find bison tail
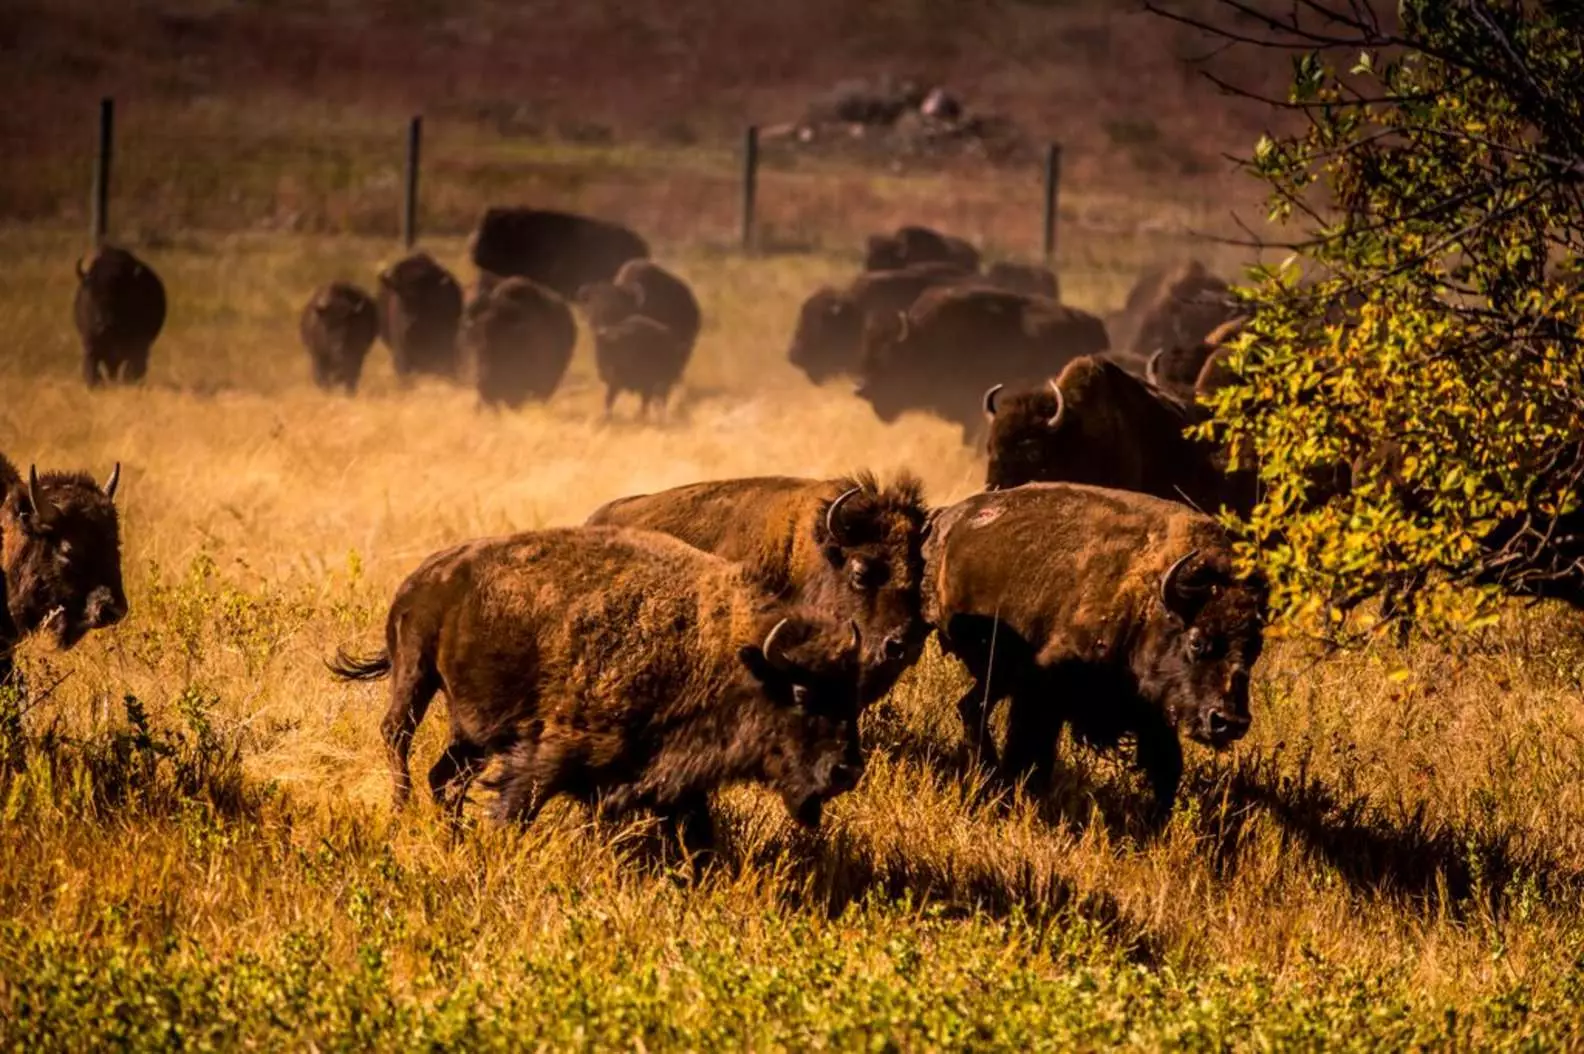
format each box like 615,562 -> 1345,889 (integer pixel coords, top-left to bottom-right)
327,648 -> 392,681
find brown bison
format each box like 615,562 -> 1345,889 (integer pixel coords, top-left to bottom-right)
73,245 -> 167,387
1126,260 -> 1241,360
788,262 -> 979,385
855,286 -> 1110,445
982,355 -> 1254,516
462,276 -> 577,409
864,225 -> 981,274
986,261 -> 1059,301
300,282 -> 379,395
1142,316 -> 1248,401
1,455 -> 127,688
585,472 -> 929,705
577,260 -> 703,352
575,261 -> 701,417
376,252 -> 464,380
329,526 -> 866,851
923,482 -> 1267,821
469,207 -> 650,301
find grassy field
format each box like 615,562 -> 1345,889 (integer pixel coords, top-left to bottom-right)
6,194 -> 1584,1049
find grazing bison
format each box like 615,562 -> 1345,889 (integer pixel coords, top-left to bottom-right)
469,207 -> 650,301
923,482 -> 1267,821
585,472 -> 929,705
1127,260 -> 1240,359
376,252 -> 464,380
300,282 -> 379,394
986,261 -> 1059,301
0,455 -> 127,688
864,225 -> 980,274
462,276 -> 577,409
788,262 -> 978,385
855,286 -> 1110,445
329,526 -> 866,851
73,245 -> 167,387
982,356 -> 1254,516
575,261 -> 701,417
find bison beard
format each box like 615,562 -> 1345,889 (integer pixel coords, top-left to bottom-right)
328,527 -> 867,858
922,483 -> 1266,824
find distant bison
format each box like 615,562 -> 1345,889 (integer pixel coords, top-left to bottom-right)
0,454 -> 127,688
586,472 -> 929,706
983,355 -> 1254,516
462,276 -> 577,409
986,261 -> 1059,301
73,245 -> 167,387
576,261 -> 702,417
300,282 -> 379,394
330,526 -> 866,852
1143,316 -> 1248,401
864,225 -> 980,274
469,207 -> 650,301
1127,260 -> 1240,359
376,252 -> 464,380
923,482 -> 1267,821
855,286 -> 1109,444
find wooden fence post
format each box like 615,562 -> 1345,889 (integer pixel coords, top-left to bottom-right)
741,125 -> 760,253
1042,142 -> 1062,266
402,116 -> 423,249
91,97 -> 114,248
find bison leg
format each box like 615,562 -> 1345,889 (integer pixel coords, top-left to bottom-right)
489,742 -> 572,827
998,687 -> 1064,797
428,736 -> 486,819
954,682 -> 1003,769
1133,709 -> 1183,829
379,655 -> 441,811
603,385 -> 620,419
123,347 -> 149,383
83,351 -> 104,389
656,790 -> 717,868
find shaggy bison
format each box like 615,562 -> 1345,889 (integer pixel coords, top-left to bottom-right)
0,455 -> 127,688
1126,260 -> 1240,360
462,276 -> 577,409
864,225 -> 980,274
1143,316 -> 1248,402
73,245 -> 167,387
585,472 -> 929,705
300,282 -> 379,394
376,252 -> 464,380
986,261 -> 1059,301
788,262 -> 978,385
855,286 -> 1110,445
982,355 -> 1255,516
923,482 -> 1267,821
576,261 -> 701,417
329,526 -> 866,852
469,207 -> 650,300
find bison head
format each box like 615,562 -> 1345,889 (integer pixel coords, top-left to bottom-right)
982,379 -> 1073,491
1137,548 -> 1266,750
788,288 -> 862,385
737,613 -> 866,827
3,464 -> 127,652
850,310 -> 915,423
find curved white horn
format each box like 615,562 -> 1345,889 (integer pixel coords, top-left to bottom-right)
825,486 -> 861,545
982,383 -> 1003,418
1160,549 -> 1202,612
762,617 -> 792,669
103,461 -> 120,501
1145,347 -> 1165,388
1045,378 -> 1066,429
848,619 -> 862,655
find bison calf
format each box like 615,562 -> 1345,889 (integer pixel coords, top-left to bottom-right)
376,252 -> 464,380
73,245 -> 167,388
463,276 -> 577,409
575,261 -> 701,418
1,455 -> 127,687
330,527 -> 866,852
923,482 -> 1266,822
300,282 -> 379,394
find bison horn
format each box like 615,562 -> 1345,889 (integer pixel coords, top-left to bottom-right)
1160,549 -> 1202,615
1045,378 -> 1066,429
26,465 -> 55,527
848,619 -> 862,656
103,461 -> 120,501
982,383 -> 1003,418
762,617 -> 792,670
825,486 -> 861,546
1145,347 -> 1165,388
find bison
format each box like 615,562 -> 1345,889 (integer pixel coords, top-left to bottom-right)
986,261 -> 1059,301
1126,260 -> 1241,360
1142,316 -> 1248,401
788,262 -> 979,385
73,245 -> 167,388
1,455 -> 127,688
469,207 -> 650,301
575,261 -> 701,418
864,225 -> 981,274
376,252 -> 464,381
854,285 -> 1110,445
982,355 -> 1254,516
300,282 -> 379,394
329,526 -> 866,854
922,482 -> 1267,821
585,472 -> 929,706
462,276 -> 577,409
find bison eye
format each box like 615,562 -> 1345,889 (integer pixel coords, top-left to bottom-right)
1185,631 -> 1215,661
791,685 -> 810,709
849,559 -> 889,590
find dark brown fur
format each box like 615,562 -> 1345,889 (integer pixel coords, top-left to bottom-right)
1143,315 -> 1248,402
1127,260 -> 1240,359
462,276 -> 577,409
575,260 -> 701,418
983,355 -> 1255,516
300,281 -> 379,395
855,285 -> 1110,445
375,252 -> 464,380
986,261 -> 1059,301
73,245 -> 167,388
787,262 -> 980,385
585,472 -> 929,705
468,207 -> 650,300
864,225 -> 981,274
0,454 -> 127,687
329,526 -> 866,850
922,483 -> 1266,821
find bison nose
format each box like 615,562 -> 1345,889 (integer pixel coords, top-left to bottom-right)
86,587 -> 126,629
1207,709 -> 1250,743
881,633 -> 908,663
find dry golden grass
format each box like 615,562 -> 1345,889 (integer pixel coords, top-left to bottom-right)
5,219 -> 1584,1049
